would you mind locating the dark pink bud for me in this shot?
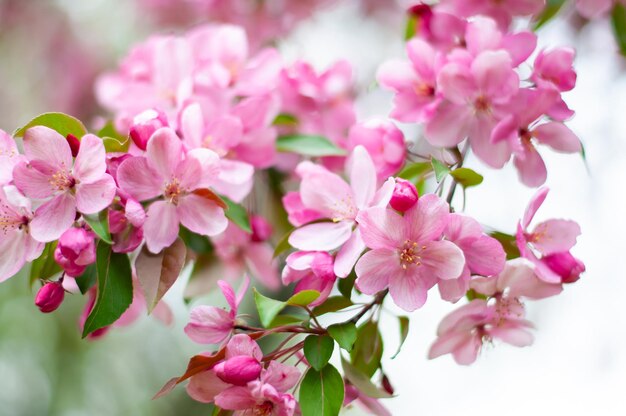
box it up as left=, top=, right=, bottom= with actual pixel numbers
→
left=129, top=109, right=168, bottom=151
left=382, top=374, right=395, bottom=395
left=390, top=178, right=418, bottom=212
left=250, top=215, right=273, bottom=242
left=214, top=356, right=262, bottom=386
left=66, top=134, right=81, bottom=157
left=54, top=227, right=96, bottom=277
left=542, top=252, right=585, bottom=284
left=35, top=281, right=65, bottom=313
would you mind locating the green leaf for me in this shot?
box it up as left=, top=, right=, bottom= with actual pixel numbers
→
left=430, top=157, right=450, bottom=183
left=350, top=321, right=383, bottom=377
left=612, top=4, right=626, bottom=56
left=29, top=242, right=62, bottom=285
left=76, top=263, right=97, bottom=294
left=102, top=136, right=130, bottom=153
left=338, top=271, right=357, bottom=299
left=404, top=15, right=417, bottom=40
left=287, top=290, right=320, bottom=307
left=299, top=365, right=345, bottom=416
left=254, top=289, right=287, bottom=328
left=328, top=322, right=357, bottom=351
left=398, top=162, right=432, bottom=184
left=489, top=231, right=521, bottom=260
left=83, top=210, right=113, bottom=244
left=222, top=196, right=251, bottom=233
left=341, top=358, right=392, bottom=399
left=273, top=113, right=298, bottom=126
left=135, top=238, right=187, bottom=313
left=179, top=227, right=214, bottom=254
left=276, top=135, right=346, bottom=157
left=304, top=335, right=335, bottom=371
left=466, top=288, right=488, bottom=301
left=273, top=228, right=294, bottom=258
left=533, top=0, right=567, bottom=30
left=391, top=316, right=410, bottom=359
left=313, top=296, right=353, bottom=316
left=14, top=112, right=87, bottom=138
left=449, top=167, right=484, bottom=188
left=97, top=120, right=127, bottom=141
left=268, top=314, right=307, bottom=328
left=82, top=242, right=133, bottom=337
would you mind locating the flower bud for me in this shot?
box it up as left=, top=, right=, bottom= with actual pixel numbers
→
left=390, top=178, right=418, bottom=212
left=66, top=134, right=81, bottom=157
left=250, top=215, right=273, bottom=242
left=54, top=228, right=96, bottom=277
left=542, top=252, right=585, bottom=284
left=214, top=355, right=262, bottom=386
left=35, top=281, right=65, bottom=313
left=129, top=108, right=168, bottom=150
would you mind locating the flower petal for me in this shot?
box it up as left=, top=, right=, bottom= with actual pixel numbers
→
left=117, top=157, right=163, bottom=201
left=23, top=126, right=72, bottom=169
left=404, top=194, right=449, bottom=243
left=30, top=193, right=76, bottom=242
left=533, top=122, right=581, bottom=153
left=0, top=231, right=27, bottom=282
left=356, top=207, right=404, bottom=250
left=184, top=306, right=233, bottom=344
left=522, top=187, right=549, bottom=229
left=177, top=193, right=228, bottom=237
left=288, top=221, right=353, bottom=251
left=531, top=219, right=581, bottom=255
left=245, top=244, right=280, bottom=289
left=354, top=248, right=397, bottom=295
left=186, top=370, right=229, bottom=403
left=348, top=146, right=377, bottom=209
left=145, top=128, right=183, bottom=179
left=12, top=161, right=54, bottom=199
left=73, top=134, right=107, bottom=183
left=388, top=268, right=429, bottom=311
left=421, top=240, right=465, bottom=280
left=75, top=175, right=116, bottom=214
left=143, top=201, right=179, bottom=253
left=334, top=229, right=366, bottom=278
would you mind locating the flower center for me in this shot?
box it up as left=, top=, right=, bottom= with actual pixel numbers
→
left=253, top=401, right=274, bottom=416
left=473, top=95, right=491, bottom=113
left=399, top=240, right=425, bottom=269
left=164, top=178, right=182, bottom=205
left=50, top=169, right=75, bottom=191
left=414, top=82, right=435, bottom=97
left=331, top=196, right=357, bottom=222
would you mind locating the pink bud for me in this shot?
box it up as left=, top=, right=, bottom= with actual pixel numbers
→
left=251, top=215, right=273, bottom=242
left=129, top=109, right=168, bottom=151
left=54, top=228, right=96, bottom=277
left=35, top=281, right=65, bottom=313
left=214, top=355, right=262, bottom=386
left=390, top=179, right=418, bottom=212
left=66, top=134, right=81, bottom=157
left=542, top=252, right=585, bottom=284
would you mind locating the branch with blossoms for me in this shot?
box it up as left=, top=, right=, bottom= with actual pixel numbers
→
left=0, top=1, right=591, bottom=415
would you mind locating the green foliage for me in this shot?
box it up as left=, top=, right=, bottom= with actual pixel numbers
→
left=276, top=135, right=346, bottom=157
left=287, top=290, right=320, bottom=306
left=338, top=272, right=357, bottom=299
left=490, top=231, right=521, bottom=260
left=273, top=228, right=294, bottom=258
left=431, top=157, right=450, bottom=183
left=14, top=112, right=87, bottom=138
left=83, top=211, right=113, bottom=244
left=350, top=321, right=383, bottom=377
left=304, top=335, right=334, bottom=370
left=341, top=358, right=392, bottom=399
left=254, top=289, right=320, bottom=328
left=272, top=113, right=298, bottom=127
left=449, top=167, right=483, bottom=188
left=299, top=365, right=345, bottom=416
left=313, top=296, right=353, bottom=316
left=76, top=263, right=97, bottom=294
left=29, top=242, right=62, bottom=286
left=179, top=227, right=214, bottom=254
left=533, top=0, right=567, bottom=30
left=391, top=316, right=410, bottom=359
left=612, top=4, right=626, bottom=56
left=222, top=197, right=251, bottom=233
left=327, top=322, right=357, bottom=351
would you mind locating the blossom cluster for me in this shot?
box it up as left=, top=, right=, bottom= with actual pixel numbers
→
left=0, top=1, right=590, bottom=415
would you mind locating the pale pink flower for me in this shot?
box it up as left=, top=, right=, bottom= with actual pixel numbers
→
left=576, top=0, right=626, bottom=19
left=117, top=127, right=228, bottom=253
left=185, top=276, right=250, bottom=345
left=281, top=192, right=323, bottom=227
left=12, top=127, right=116, bottom=242
left=439, top=213, right=506, bottom=302
left=212, top=222, right=280, bottom=289
left=491, top=88, right=581, bottom=187
left=439, top=0, right=545, bottom=29
left=0, top=185, right=43, bottom=282
left=516, top=187, right=584, bottom=283
left=346, top=119, right=406, bottom=181
left=287, top=146, right=395, bottom=278
left=54, top=227, right=96, bottom=277
left=0, top=130, right=24, bottom=185
left=355, top=194, right=465, bottom=311
left=215, top=380, right=298, bottom=416
left=282, top=251, right=336, bottom=307
left=344, top=383, right=392, bottom=416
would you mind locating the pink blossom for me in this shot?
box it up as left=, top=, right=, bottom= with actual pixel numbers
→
left=532, top=48, right=577, bottom=93
left=281, top=192, right=323, bottom=227
left=0, top=130, right=24, bottom=185
left=212, top=222, right=280, bottom=289
left=250, top=215, right=273, bottom=243
left=54, top=227, right=96, bottom=277
left=185, top=276, right=249, bottom=345
left=0, top=185, right=43, bottom=282
left=346, top=119, right=406, bottom=181
left=129, top=108, right=169, bottom=151
left=438, top=0, right=545, bottom=29
left=35, top=280, right=65, bottom=313
left=344, top=383, right=392, bottom=416
left=439, top=213, right=506, bottom=302
left=516, top=187, right=584, bottom=283
left=282, top=251, right=336, bottom=307
left=215, top=380, right=298, bottom=416
left=389, top=178, right=419, bottom=213
left=117, top=127, right=228, bottom=253
left=287, top=146, right=395, bottom=278
left=108, top=198, right=146, bottom=253
left=576, top=0, right=626, bottom=19
left=355, top=194, right=465, bottom=311
left=12, top=127, right=117, bottom=242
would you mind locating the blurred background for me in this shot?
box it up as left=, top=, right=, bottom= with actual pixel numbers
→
left=1, top=0, right=625, bottom=414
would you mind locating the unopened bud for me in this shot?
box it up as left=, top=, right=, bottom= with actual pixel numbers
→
left=35, top=281, right=65, bottom=313
left=66, top=134, right=81, bottom=157
left=250, top=215, right=273, bottom=242
left=129, top=109, right=168, bottom=150
left=214, top=356, right=262, bottom=386
left=390, top=178, right=418, bottom=212
left=542, top=252, right=585, bottom=284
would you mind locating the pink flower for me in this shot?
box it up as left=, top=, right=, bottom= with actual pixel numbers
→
left=0, top=185, right=43, bottom=282
left=185, top=277, right=249, bottom=345
left=117, top=127, right=228, bottom=253
left=516, top=187, right=584, bottom=283
left=532, top=48, right=577, bottom=93
left=129, top=108, right=169, bottom=151
left=282, top=251, right=336, bottom=307
left=344, top=383, right=392, bottom=416
left=35, top=280, right=65, bottom=313
left=281, top=192, right=323, bottom=227
left=108, top=198, right=146, bottom=253
left=215, top=380, right=298, bottom=416
left=389, top=178, right=419, bottom=213
left=355, top=194, right=465, bottom=311
left=250, top=215, right=273, bottom=243
left=439, top=0, right=545, bottom=29
left=377, top=38, right=442, bottom=123
left=54, top=227, right=96, bottom=277
left=212, top=222, right=280, bottom=290
left=439, top=213, right=506, bottom=302
left=0, top=130, right=24, bottom=185
left=576, top=0, right=626, bottom=19
left=287, top=146, right=395, bottom=278
left=12, top=127, right=117, bottom=242
left=491, top=89, right=581, bottom=187
left=346, top=119, right=406, bottom=181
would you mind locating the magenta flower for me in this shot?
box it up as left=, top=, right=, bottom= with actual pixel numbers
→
left=35, top=281, right=65, bottom=313
left=287, top=146, right=395, bottom=278
left=282, top=251, right=336, bottom=307
left=0, top=130, right=24, bottom=185
left=532, top=48, right=577, bottom=93
left=389, top=178, right=419, bottom=213
left=117, top=127, right=228, bottom=253
left=54, top=227, right=96, bottom=277
left=0, top=185, right=43, bottom=282
left=439, top=0, right=545, bottom=29
left=355, top=194, right=465, bottom=311
left=516, top=187, right=584, bottom=283
left=185, top=276, right=249, bottom=345
left=12, top=126, right=116, bottom=242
